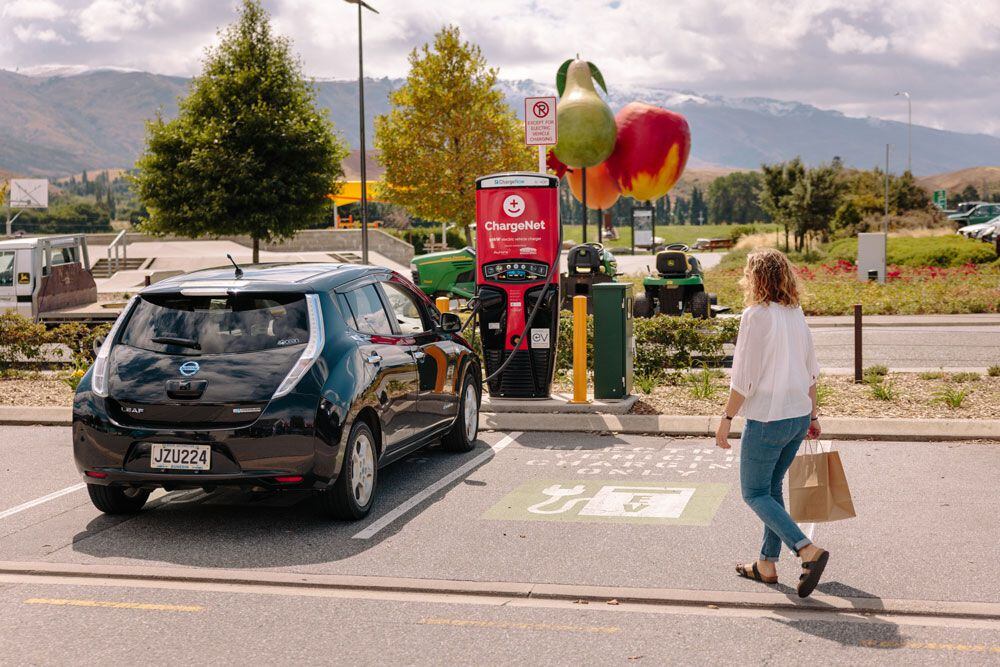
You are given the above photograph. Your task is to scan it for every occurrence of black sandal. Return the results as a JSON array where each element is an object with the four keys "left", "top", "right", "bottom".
[
  {"left": 736, "top": 562, "right": 777, "bottom": 584},
  {"left": 797, "top": 549, "right": 830, "bottom": 598}
]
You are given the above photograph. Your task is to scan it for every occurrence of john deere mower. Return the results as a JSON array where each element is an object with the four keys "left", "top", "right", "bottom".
[
  {"left": 560, "top": 242, "right": 619, "bottom": 311},
  {"left": 409, "top": 247, "right": 476, "bottom": 299},
  {"left": 633, "top": 243, "right": 719, "bottom": 319}
]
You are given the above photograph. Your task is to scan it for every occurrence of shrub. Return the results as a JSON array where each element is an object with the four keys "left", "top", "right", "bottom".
[
  {"left": 863, "top": 365, "right": 888, "bottom": 383},
  {"left": 870, "top": 381, "right": 895, "bottom": 401},
  {"left": 988, "top": 365, "right": 1000, "bottom": 377},
  {"left": 632, "top": 315, "right": 740, "bottom": 376},
  {"left": 815, "top": 382, "right": 834, "bottom": 407},
  {"left": 0, "top": 312, "right": 49, "bottom": 375},
  {"left": 825, "top": 235, "right": 996, "bottom": 268},
  {"left": 918, "top": 371, "right": 944, "bottom": 380},
  {"left": 687, "top": 365, "right": 720, "bottom": 400},
  {"left": 949, "top": 371, "right": 980, "bottom": 383},
  {"left": 391, "top": 225, "right": 466, "bottom": 255},
  {"left": 634, "top": 371, "right": 662, "bottom": 394},
  {"left": 933, "top": 386, "right": 968, "bottom": 409}
]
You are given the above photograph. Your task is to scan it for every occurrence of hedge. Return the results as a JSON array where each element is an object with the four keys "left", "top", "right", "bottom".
[
  {"left": 0, "top": 312, "right": 110, "bottom": 374},
  {"left": 825, "top": 235, "right": 996, "bottom": 268}
]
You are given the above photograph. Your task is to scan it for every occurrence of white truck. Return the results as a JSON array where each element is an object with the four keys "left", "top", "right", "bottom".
[{"left": 0, "top": 235, "right": 104, "bottom": 322}]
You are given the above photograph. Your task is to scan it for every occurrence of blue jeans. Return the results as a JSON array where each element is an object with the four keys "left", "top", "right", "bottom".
[{"left": 740, "top": 415, "right": 813, "bottom": 562}]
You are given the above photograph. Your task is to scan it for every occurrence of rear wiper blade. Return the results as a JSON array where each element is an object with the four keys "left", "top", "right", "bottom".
[{"left": 151, "top": 336, "right": 201, "bottom": 350}]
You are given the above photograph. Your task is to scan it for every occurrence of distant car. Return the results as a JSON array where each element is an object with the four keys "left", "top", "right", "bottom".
[
  {"left": 957, "top": 217, "right": 999, "bottom": 238},
  {"left": 73, "top": 263, "right": 482, "bottom": 520},
  {"left": 979, "top": 219, "right": 1000, "bottom": 243},
  {"left": 949, "top": 203, "right": 1000, "bottom": 229}
]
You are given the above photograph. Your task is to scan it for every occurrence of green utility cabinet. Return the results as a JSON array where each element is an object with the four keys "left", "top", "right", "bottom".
[{"left": 592, "top": 282, "right": 634, "bottom": 399}]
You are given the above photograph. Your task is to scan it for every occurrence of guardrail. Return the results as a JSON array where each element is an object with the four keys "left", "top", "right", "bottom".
[{"left": 107, "top": 229, "right": 128, "bottom": 277}]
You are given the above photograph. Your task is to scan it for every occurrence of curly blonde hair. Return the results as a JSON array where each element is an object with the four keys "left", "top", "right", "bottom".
[{"left": 740, "top": 247, "right": 801, "bottom": 307}]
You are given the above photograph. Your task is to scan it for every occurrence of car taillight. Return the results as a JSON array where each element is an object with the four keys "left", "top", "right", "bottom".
[
  {"left": 274, "top": 476, "right": 303, "bottom": 483},
  {"left": 91, "top": 295, "right": 138, "bottom": 398},
  {"left": 85, "top": 471, "right": 108, "bottom": 478},
  {"left": 272, "top": 294, "right": 325, "bottom": 399}
]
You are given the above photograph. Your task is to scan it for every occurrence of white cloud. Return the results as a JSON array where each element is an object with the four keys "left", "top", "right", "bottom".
[
  {"left": 827, "top": 19, "right": 888, "bottom": 55},
  {"left": 1, "top": 0, "right": 998, "bottom": 136},
  {"left": 77, "top": 0, "right": 164, "bottom": 42},
  {"left": 2, "top": 0, "right": 66, "bottom": 21},
  {"left": 13, "top": 24, "right": 67, "bottom": 44}
]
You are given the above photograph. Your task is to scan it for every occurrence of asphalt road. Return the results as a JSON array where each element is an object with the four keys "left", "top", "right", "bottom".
[
  {"left": 1, "top": 425, "right": 997, "bottom": 664},
  {"left": 811, "top": 324, "right": 1000, "bottom": 371}
]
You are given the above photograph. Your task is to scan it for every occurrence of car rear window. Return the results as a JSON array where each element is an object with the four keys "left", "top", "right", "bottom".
[{"left": 120, "top": 292, "right": 310, "bottom": 356}]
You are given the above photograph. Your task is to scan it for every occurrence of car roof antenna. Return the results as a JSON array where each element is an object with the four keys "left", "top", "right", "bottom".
[{"left": 227, "top": 254, "right": 244, "bottom": 279}]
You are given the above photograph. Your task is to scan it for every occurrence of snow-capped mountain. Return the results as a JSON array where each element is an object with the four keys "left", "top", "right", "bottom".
[{"left": 1, "top": 68, "right": 997, "bottom": 176}]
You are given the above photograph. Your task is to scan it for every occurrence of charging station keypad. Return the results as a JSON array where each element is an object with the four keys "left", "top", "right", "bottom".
[{"left": 482, "top": 261, "right": 549, "bottom": 282}]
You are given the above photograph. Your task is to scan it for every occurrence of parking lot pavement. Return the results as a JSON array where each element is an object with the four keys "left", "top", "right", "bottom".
[
  {"left": 1, "top": 426, "right": 996, "bottom": 608},
  {"left": 811, "top": 324, "right": 1000, "bottom": 370},
  {"left": 1, "top": 579, "right": 998, "bottom": 665}
]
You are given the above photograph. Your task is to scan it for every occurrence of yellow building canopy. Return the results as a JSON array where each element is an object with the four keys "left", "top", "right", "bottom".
[{"left": 328, "top": 180, "right": 383, "bottom": 206}]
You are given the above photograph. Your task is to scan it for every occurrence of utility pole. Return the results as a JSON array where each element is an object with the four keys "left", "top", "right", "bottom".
[
  {"left": 884, "top": 143, "right": 890, "bottom": 234},
  {"left": 345, "top": 0, "right": 379, "bottom": 264}
]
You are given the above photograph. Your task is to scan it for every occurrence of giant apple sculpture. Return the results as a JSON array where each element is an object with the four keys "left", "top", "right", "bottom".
[{"left": 605, "top": 102, "right": 691, "bottom": 202}]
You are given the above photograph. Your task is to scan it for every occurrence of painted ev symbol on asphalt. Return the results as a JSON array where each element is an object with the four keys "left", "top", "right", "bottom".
[{"left": 532, "top": 101, "right": 550, "bottom": 118}]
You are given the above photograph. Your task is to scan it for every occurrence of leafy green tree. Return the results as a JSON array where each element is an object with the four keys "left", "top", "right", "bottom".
[
  {"left": 707, "top": 171, "right": 768, "bottom": 224},
  {"left": 960, "top": 184, "right": 980, "bottom": 203},
  {"left": 375, "top": 26, "right": 533, "bottom": 245},
  {"left": 788, "top": 161, "right": 844, "bottom": 249},
  {"left": 132, "top": 0, "right": 347, "bottom": 262},
  {"left": 760, "top": 158, "right": 805, "bottom": 250}
]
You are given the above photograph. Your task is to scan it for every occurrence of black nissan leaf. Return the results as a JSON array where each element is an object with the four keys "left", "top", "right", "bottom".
[{"left": 73, "top": 263, "right": 481, "bottom": 520}]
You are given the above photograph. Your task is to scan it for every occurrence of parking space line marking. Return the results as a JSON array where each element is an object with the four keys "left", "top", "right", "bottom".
[
  {"left": 352, "top": 432, "right": 522, "bottom": 540},
  {"left": 419, "top": 617, "right": 620, "bottom": 634},
  {"left": 0, "top": 484, "right": 86, "bottom": 521},
  {"left": 24, "top": 598, "right": 203, "bottom": 613}
]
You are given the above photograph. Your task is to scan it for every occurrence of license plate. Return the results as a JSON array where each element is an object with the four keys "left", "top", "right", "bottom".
[{"left": 150, "top": 444, "right": 211, "bottom": 471}]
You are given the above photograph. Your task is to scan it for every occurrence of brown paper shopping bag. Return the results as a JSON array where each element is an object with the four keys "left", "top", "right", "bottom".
[{"left": 789, "top": 441, "right": 856, "bottom": 523}]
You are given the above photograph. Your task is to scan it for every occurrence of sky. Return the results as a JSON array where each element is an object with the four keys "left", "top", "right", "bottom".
[{"left": 1, "top": 0, "right": 999, "bottom": 137}]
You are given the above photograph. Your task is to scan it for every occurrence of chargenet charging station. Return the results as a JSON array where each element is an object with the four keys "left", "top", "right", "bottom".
[{"left": 475, "top": 172, "right": 561, "bottom": 398}]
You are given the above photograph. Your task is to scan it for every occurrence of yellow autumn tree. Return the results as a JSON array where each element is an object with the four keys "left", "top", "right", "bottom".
[{"left": 375, "top": 25, "right": 533, "bottom": 245}]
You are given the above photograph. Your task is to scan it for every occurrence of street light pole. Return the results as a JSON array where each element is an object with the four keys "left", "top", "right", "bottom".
[
  {"left": 895, "top": 91, "right": 911, "bottom": 174},
  {"left": 345, "top": 0, "right": 378, "bottom": 264}
]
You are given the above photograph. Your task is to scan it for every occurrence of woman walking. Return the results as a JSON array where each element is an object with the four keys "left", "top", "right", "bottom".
[{"left": 715, "top": 247, "right": 829, "bottom": 598}]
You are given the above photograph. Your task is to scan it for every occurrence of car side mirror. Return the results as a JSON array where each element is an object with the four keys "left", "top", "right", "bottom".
[{"left": 439, "top": 312, "right": 462, "bottom": 333}]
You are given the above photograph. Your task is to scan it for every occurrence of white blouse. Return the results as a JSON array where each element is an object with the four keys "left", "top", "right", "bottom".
[{"left": 729, "top": 302, "right": 820, "bottom": 423}]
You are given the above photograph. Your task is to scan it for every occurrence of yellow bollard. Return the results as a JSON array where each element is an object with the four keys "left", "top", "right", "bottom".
[
  {"left": 436, "top": 296, "right": 450, "bottom": 314},
  {"left": 569, "top": 295, "right": 590, "bottom": 404}
]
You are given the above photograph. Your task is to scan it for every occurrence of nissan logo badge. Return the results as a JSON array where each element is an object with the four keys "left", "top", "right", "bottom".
[{"left": 179, "top": 361, "right": 200, "bottom": 377}]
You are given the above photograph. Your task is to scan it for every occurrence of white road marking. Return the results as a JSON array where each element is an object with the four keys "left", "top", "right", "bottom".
[
  {"left": 0, "top": 484, "right": 86, "bottom": 521},
  {"left": 352, "top": 432, "right": 522, "bottom": 540}
]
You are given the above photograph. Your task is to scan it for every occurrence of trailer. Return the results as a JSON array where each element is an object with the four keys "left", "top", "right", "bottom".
[{"left": 0, "top": 235, "right": 118, "bottom": 323}]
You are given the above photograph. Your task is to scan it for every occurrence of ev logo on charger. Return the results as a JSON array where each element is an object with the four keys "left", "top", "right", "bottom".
[
  {"left": 502, "top": 194, "right": 526, "bottom": 218},
  {"left": 530, "top": 328, "right": 550, "bottom": 349}
]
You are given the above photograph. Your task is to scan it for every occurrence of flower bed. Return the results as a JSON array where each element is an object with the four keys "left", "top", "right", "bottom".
[{"left": 706, "top": 260, "right": 1000, "bottom": 316}]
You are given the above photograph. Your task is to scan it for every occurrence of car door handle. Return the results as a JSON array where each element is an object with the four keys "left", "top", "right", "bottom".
[
  {"left": 412, "top": 350, "right": 426, "bottom": 360},
  {"left": 364, "top": 352, "right": 382, "bottom": 365}
]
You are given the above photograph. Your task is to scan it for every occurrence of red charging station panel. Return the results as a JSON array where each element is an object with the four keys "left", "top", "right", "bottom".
[{"left": 475, "top": 173, "right": 560, "bottom": 350}]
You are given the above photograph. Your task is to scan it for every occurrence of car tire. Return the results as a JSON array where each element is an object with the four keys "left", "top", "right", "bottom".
[
  {"left": 633, "top": 292, "right": 652, "bottom": 318},
  {"left": 87, "top": 484, "right": 150, "bottom": 514},
  {"left": 320, "top": 420, "right": 378, "bottom": 520},
  {"left": 442, "top": 372, "right": 479, "bottom": 453},
  {"left": 690, "top": 291, "right": 710, "bottom": 319}
]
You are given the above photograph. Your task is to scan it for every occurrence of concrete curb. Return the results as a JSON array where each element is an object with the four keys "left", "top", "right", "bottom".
[
  {"left": 1, "top": 406, "right": 998, "bottom": 441},
  {"left": 482, "top": 413, "right": 1000, "bottom": 442},
  {"left": 0, "top": 561, "right": 996, "bottom": 620}
]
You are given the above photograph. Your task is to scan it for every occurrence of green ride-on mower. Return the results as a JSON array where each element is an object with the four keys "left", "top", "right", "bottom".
[
  {"left": 633, "top": 244, "right": 720, "bottom": 319},
  {"left": 410, "top": 246, "right": 476, "bottom": 299},
  {"left": 560, "top": 243, "right": 619, "bottom": 312}
]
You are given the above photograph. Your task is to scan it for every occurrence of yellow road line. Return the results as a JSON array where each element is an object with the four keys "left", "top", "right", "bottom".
[
  {"left": 24, "top": 598, "right": 203, "bottom": 613},
  {"left": 859, "top": 640, "right": 1000, "bottom": 653},
  {"left": 420, "top": 617, "right": 619, "bottom": 634}
]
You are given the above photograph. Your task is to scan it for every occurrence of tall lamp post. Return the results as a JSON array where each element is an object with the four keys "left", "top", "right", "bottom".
[
  {"left": 345, "top": 0, "right": 378, "bottom": 264},
  {"left": 894, "top": 91, "right": 911, "bottom": 174}
]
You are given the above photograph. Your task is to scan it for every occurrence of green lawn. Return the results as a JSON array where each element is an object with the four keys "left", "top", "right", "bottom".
[{"left": 560, "top": 223, "right": 777, "bottom": 250}]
